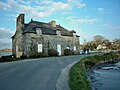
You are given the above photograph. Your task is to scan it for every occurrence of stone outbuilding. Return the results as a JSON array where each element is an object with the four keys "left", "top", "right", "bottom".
[{"left": 12, "top": 14, "right": 80, "bottom": 58}]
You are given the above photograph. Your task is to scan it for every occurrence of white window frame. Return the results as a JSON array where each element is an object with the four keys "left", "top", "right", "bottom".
[
  {"left": 57, "top": 31, "right": 61, "bottom": 36},
  {"left": 74, "top": 46, "right": 76, "bottom": 51},
  {"left": 66, "top": 46, "right": 70, "bottom": 49},
  {"left": 73, "top": 33, "right": 76, "bottom": 37},
  {"left": 36, "top": 28, "right": 42, "bottom": 35},
  {"left": 38, "top": 44, "right": 42, "bottom": 53},
  {"left": 57, "top": 44, "right": 61, "bottom": 55}
]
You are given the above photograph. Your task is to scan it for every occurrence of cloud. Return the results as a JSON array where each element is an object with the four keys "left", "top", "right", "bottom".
[
  {"left": 75, "top": 18, "right": 98, "bottom": 24},
  {"left": 67, "top": 0, "right": 86, "bottom": 8},
  {"left": 0, "top": 0, "right": 70, "bottom": 19},
  {"left": 0, "top": 1, "right": 10, "bottom": 10},
  {"left": 0, "top": 28, "right": 13, "bottom": 48},
  {"left": 97, "top": 8, "right": 104, "bottom": 13},
  {"left": 103, "top": 23, "right": 120, "bottom": 30},
  {"left": 70, "top": 25, "right": 93, "bottom": 44},
  {"left": 66, "top": 16, "right": 98, "bottom": 24},
  {"left": 0, "top": 28, "right": 14, "bottom": 39},
  {"left": 0, "top": 0, "right": 86, "bottom": 19}
]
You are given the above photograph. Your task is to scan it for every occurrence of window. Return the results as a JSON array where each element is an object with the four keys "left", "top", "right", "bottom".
[
  {"left": 73, "top": 33, "right": 76, "bottom": 37},
  {"left": 66, "top": 46, "right": 70, "bottom": 49},
  {"left": 36, "top": 28, "right": 42, "bottom": 35},
  {"left": 38, "top": 44, "right": 42, "bottom": 53},
  {"left": 74, "top": 46, "right": 76, "bottom": 51},
  {"left": 57, "top": 31, "right": 61, "bottom": 36}
]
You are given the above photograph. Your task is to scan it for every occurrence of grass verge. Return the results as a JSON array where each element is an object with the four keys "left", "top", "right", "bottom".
[{"left": 69, "top": 52, "right": 120, "bottom": 90}]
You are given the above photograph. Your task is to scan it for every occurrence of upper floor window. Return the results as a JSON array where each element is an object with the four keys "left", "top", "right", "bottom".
[
  {"left": 36, "top": 27, "right": 42, "bottom": 36},
  {"left": 73, "top": 32, "right": 76, "bottom": 37},
  {"left": 56, "top": 30, "right": 61, "bottom": 36}
]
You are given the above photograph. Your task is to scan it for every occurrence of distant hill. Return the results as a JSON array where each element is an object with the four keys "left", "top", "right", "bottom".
[{"left": 0, "top": 48, "right": 12, "bottom": 52}]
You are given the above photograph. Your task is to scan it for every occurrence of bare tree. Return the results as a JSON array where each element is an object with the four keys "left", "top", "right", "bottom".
[
  {"left": 112, "top": 39, "right": 120, "bottom": 50},
  {"left": 93, "top": 35, "right": 106, "bottom": 45}
]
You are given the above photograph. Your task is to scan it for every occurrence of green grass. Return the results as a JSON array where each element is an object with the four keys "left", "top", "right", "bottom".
[
  {"left": 69, "top": 53, "right": 120, "bottom": 90},
  {"left": 69, "top": 61, "right": 91, "bottom": 90}
]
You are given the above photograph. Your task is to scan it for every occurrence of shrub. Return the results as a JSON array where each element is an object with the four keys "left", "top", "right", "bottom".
[
  {"left": 20, "top": 55, "right": 27, "bottom": 59},
  {"left": 84, "top": 60, "right": 95, "bottom": 69},
  {"left": 118, "top": 51, "right": 120, "bottom": 54},
  {"left": 64, "top": 49, "right": 73, "bottom": 55},
  {"left": 29, "top": 52, "right": 43, "bottom": 58},
  {"left": 0, "top": 55, "right": 17, "bottom": 62},
  {"left": 48, "top": 49, "right": 58, "bottom": 56}
]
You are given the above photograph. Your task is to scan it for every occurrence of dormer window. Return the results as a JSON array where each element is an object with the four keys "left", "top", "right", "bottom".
[
  {"left": 70, "top": 30, "right": 76, "bottom": 37},
  {"left": 56, "top": 30, "right": 61, "bottom": 36},
  {"left": 36, "top": 27, "right": 42, "bottom": 36},
  {"left": 73, "top": 32, "right": 76, "bottom": 37}
]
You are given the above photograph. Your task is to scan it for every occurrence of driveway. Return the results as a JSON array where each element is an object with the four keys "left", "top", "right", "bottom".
[{"left": 0, "top": 55, "right": 89, "bottom": 90}]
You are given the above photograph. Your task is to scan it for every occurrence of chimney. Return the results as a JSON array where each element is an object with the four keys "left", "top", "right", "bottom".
[
  {"left": 49, "top": 20, "right": 56, "bottom": 27},
  {"left": 16, "top": 14, "right": 25, "bottom": 31},
  {"left": 16, "top": 14, "right": 25, "bottom": 27}
]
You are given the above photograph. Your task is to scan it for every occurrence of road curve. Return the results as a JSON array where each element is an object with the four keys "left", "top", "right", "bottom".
[{"left": 0, "top": 55, "right": 88, "bottom": 90}]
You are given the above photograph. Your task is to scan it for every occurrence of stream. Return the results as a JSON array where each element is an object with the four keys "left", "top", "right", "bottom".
[{"left": 88, "top": 60, "right": 120, "bottom": 90}]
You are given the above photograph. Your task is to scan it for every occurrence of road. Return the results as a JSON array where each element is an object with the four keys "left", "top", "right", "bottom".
[{"left": 0, "top": 55, "right": 90, "bottom": 90}]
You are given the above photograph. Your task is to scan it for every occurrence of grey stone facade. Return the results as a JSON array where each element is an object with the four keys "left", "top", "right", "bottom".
[{"left": 12, "top": 14, "right": 80, "bottom": 58}]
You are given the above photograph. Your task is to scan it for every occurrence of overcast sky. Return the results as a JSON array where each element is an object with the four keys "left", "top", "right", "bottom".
[{"left": 0, "top": 0, "right": 120, "bottom": 49}]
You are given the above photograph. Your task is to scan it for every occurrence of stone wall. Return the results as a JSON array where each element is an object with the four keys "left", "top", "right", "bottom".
[{"left": 23, "top": 33, "right": 80, "bottom": 57}]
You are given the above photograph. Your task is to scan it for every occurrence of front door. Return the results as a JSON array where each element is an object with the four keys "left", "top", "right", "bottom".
[{"left": 57, "top": 44, "right": 61, "bottom": 56}]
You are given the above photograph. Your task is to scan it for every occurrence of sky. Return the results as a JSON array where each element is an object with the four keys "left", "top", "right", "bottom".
[{"left": 0, "top": 0, "right": 120, "bottom": 49}]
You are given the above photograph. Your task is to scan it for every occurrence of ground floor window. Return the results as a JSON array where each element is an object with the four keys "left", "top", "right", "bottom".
[
  {"left": 74, "top": 46, "right": 76, "bottom": 51},
  {"left": 38, "top": 44, "right": 42, "bottom": 53},
  {"left": 66, "top": 46, "right": 70, "bottom": 49}
]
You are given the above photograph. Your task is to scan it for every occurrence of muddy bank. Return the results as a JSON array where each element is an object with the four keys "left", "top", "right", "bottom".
[{"left": 88, "top": 60, "right": 120, "bottom": 90}]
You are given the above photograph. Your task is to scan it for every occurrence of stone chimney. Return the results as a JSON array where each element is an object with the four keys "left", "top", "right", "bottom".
[
  {"left": 49, "top": 20, "right": 56, "bottom": 27},
  {"left": 16, "top": 14, "right": 25, "bottom": 31},
  {"left": 16, "top": 14, "right": 24, "bottom": 26}
]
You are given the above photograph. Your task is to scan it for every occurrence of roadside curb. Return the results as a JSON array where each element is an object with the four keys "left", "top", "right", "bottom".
[{"left": 56, "top": 61, "right": 79, "bottom": 90}]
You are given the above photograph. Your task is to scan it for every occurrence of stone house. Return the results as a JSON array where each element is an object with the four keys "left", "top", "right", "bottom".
[
  {"left": 12, "top": 14, "right": 80, "bottom": 58},
  {"left": 97, "top": 44, "right": 107, "bottom": 50}
]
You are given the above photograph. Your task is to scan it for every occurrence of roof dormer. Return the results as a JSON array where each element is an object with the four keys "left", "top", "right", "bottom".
[
  {"left": 36, "top": 27, "right": 42, "bottom": 36},
  {"left": 70, "top": 30, "right": 76, "bottom": 37},
  {"left": 56, "top": 29, "right": 61, "bottom": 36}
]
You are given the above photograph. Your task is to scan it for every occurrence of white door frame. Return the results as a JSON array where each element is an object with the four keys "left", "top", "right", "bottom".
[{"left": 57, "top": 44, "right": 61, "bottom": 56}]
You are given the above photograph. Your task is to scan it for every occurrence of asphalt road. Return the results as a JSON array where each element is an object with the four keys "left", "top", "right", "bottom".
[{"left": 0, "top": 55, "right": 89, "bottom": 90}]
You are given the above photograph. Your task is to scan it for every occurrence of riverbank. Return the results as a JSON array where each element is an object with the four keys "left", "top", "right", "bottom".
[{"left": 69, "top": 52, "right": 120, "bottom": 90}]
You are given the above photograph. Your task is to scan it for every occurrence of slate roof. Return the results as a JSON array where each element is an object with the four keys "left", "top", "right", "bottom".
[{"left": 23, "top": 20, "right": 79, "bottom": 37}]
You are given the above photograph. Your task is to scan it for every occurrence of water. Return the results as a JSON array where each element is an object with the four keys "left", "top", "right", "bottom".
[
  {"left": 0, "top": 52, "right": 12, "bottom": 56},
  {"left": 88, "top": 61, "right": 120, "bottom": 90}
]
